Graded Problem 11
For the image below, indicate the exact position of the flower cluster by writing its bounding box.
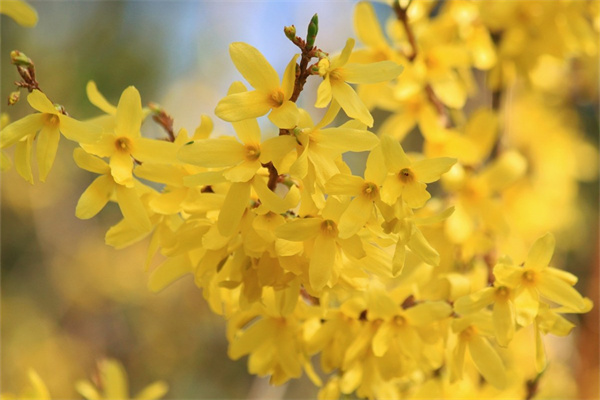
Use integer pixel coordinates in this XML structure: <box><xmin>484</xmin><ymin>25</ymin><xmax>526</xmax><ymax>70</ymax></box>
<box><xmin>1</xmin><ymin>0</ymin><xmax>597</xmax><ymax>399</ymax></box>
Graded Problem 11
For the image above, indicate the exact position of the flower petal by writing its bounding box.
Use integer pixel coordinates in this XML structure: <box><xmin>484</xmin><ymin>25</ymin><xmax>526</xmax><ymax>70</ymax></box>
<box><xmin>75</xmin><ymin>175</ymin><xmax>114</xmax><ymax>219</ymax></box>
<box><xmin>115</xmin><ymin>184</ymin><xmax>152</xmax><ymax>232</ymax></box>
<box><xmin>354</xmin><ymin>2</ymin><xmax>388</xmax><ymax>50</ymax></box>
<box><xmin>109</xmin><ymin>151</ymin><xmax>134</xmax><ymax>187</ymax></box>
<box><xmin>331</xmin><ymin>81</ymin><xmax>373</xmax><ymax>127</ymax></box>
<box><xmin>115</xmin><ymin>86</ymin><xmax>143</xmax><ymax>138</ymax></box>
<box><xmin>319</xmin><ymin>127</ymin><xmax>379</xmax><ymax>152</ymax></box>
<box><xmin>178</xmin><ymin>138</ymin><xmax>244</xmax><ymax>167</ymax></box>
<box><xmin>0</xmin><ymin>113</ymin><xmax>44</xmax><ymax>148</ymax></box>
<box><xmin>275</xmin><ymin>218</ymin><xmax>321</xmax><ymax>241</ymax></box>
<box><xmin>27</xmin><ymin>90</ymin><xmax>55</xmax><ymax>114</ymax></box>
<box><xmin>467</xmin><ymin>335</ymin><xmax>507</xmax><ymax>389</ymax></box>
<box><xmin>411</xmin><ymin>157</ymin><xmax>456</xmax><ymax>183</ymax></box>
<box><xmin>282</xmin><ymin>54</ymin><xmax>299</xmax><ymax>99</ymax></box>
<box><xmin>133</xmin><ymin>137</ymin><xmax>178</xmax><ymax>164</ymax></box>
<box><xmin>229</xmin><ymin>42</ymin><xmax>279</xmax><ymax>91</ymax></box>
<box><xmin>215</xmin><ymin>90</ymin><xmax>272</xmax><ymax>122</ymax></box>
<box><xmin>1</xmin><ymin>0</ymin><xmax>38</xmax><ymax>26</ymax></box>
<box><xmin>525</xmin><ymin>233</ymin><xmax>555</xmax><ymax>270</ymax></box>
<box><xmin>268</xmin><ymin>100</ymin><xmax>300</xmax><ymax>129</ymax></box>
<box><xmin>36</xmin><ymin>124</ymin><xmax>60</xmax><ymax>182</ymax></box>
<box><xmin>343</xmin><ymin>61</ymin><xmax>403</xmax><ymax>84</ymax></box>
<box><xmin>537</xmin><ymin>272</ymin><xmax>586</xmax><ymax>311</ymax></box>
<box><xmin>15</xmin><ymin>134</ymin><xmax>34</xmax><ymax>183</ymax></box>
<box><xmin>218</xmin><ymin>182</ymin><xmax>250</xmax><ymax>236</ymax></box>
<box><xmin>315</xmin><ymin>76</ymin><xmax>333</xmax><ymax>108</ymax></box>
<box><xmin>324</xmin><ymin>174</ymin><xmax>364</xmax><ymax>195</ymax></box>
<box><xmin>59</xmin><ymin>115</ymin><xmax>101</xmax><ymax>144</ymax></box>
<box><xmin>337</xmin><ymin>196</ymin><xmax>373</xmax><ymax>239</ymax></box>
<box><xmin>493</xmin><ymin>300</ymin><xmax>515</xmax><ymax>347</ymax></box>
<box><xmin>86</xmin><ymin>81</ymin><xmax>117</xmax><ymax>115</ymax></box>
<box><xmin>310</xmin><ymin>234</ymin><xmax>336</xmax><ymax>291</ymax></box>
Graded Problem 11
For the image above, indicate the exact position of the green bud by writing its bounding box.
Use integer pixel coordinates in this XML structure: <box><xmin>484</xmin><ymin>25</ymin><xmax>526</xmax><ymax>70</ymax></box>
<box><xmin>284</xmin><ymin>25</ymin><xmax>296</xmax><ymax>41</ymax></box>
<box><xmin>8</xmin><ymin>91</ymin><xmax>20</xmax><ymax>105</ymax></box>
<box><xmin>148</xmin><ymin>101</ymin><xmax>163</xmax><ymax>115</ymax></box>
<box><xmin>306</xmin><ymin>13</ymin><xmax>318</xmax><ymax>49</ymax></box>
<box><xmin>10</xmin><ymin>50</ymin><xmax>33</xmax><ymax>67</ymax></box>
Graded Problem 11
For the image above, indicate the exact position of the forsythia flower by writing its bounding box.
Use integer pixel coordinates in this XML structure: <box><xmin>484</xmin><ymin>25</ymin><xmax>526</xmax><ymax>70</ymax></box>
<box><xmin>0</xmin><ymin>0</ymin><xmax>37</xmax><ymax>27</ymax></box>
<box><xmin>315</xmin><ymin>38</ymin><xmax>404</xmax><ymax>127</ymax></box>
<box><xmin>0</xmin><ymin>90</ymin><xmax>100</xmax><ymax>182</ymax></box>
<box><xmin>215</xmin><ymin>42</ymin><xmax>300</xmax><ymax>129</ymax></box>
<box><xmin>82</xmin><ymin>86</ymin><xmax>177</xmax><ymax>188</ymax></box>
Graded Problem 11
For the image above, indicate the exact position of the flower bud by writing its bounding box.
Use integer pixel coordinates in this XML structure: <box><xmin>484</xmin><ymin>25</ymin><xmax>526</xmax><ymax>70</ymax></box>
<box><xmin>10</xmin><ymin>50</ymin><xmax>33</xmax><ymax>67</ymax></box>
<box><xmin>284</xmin><ymin>25</ymin><xmax>296</xmax><ymax>41</ymax></box>
<box><xmin>8</xmin><ymin>91</ymin><xmax>20</xmax><ymax>105</ymax></box>
<box><xmin>306</xmin><ymin>14</ymin><xmax>318</xmax><ymax>49</ymax></box>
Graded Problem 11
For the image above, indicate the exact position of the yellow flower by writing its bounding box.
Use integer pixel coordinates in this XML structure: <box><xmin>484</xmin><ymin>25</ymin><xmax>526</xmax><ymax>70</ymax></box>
<box><xmin>380</xmin><ymin>134</ymin><xmax>456</xmax><ymax>208</ymax></box>
<box><xmin>451</xmin><ymin>312</ymin><xmax>508</xmax><ymax>390</ymax></box>
<box><xmin>275</xmin><ymin>197</ymin><xmax>365</xmax><ymax>291</ymax></box>
<box><xmin>315</xmin><ymin>38</ymin><xmax>404</xmax><ymax>127</ymax></box>
<box><xmin>0</xmin><ymin>90</ymin><xmax>100</xmax><ymax>182</ymax></box>
<box><xmin>0</xmin><ymin>0</ymin><xmax>37</xmax><ymax>27</ymax></box>
<box><xmin>215</xmin><ymin>42</ymin><xmax>300</xmax><ymax>129</ymax></box>
<box><xmin>76</xmin><ymin>358</ymin><xmax>168</xmax><ymax>400</ymax></box>
<box><xmin>494</xmin><ymin>233</ymin><xmax>588</xmax><ymax>325</ymax></box>
<box><xmin>73</xmin><ymin>148</ymin><xmax>152</xmax><ymax>232</ymax></box>
<box><xmin>82</xmin><ymin>86</ymin><xmax>177</xmax><ymax>188</ymax></box>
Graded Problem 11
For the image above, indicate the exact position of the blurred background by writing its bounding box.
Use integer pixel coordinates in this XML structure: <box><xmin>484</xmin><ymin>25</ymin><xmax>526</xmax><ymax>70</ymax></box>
<box><xmin>1</xmin><ymin>1</ymin><xmax>598</xmax><ymax>399</ymax></box>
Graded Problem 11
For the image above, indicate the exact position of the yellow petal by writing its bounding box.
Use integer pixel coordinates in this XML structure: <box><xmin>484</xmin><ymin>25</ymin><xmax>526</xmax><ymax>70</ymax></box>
<box><xmin>73</xmin><ymin>147</ymin><xmax>110</xmax><ymax>174</ymax></box>
<box><xmin>215</xmin><ymin>90</ymin><xmax>272</xmax><ymax>122</ymax></box>
<box><xmin>319</xmin><ymin>127</ymin><xmax>379</xmax><ymax>152</ymax></box>
<box><xmin>75</xmin><ymin>380</ymin><xmax>101</xmax><ymax>400</ymax></box>
<box><xmin>99</xmin><ymin>359</ymin><xmax>129</xmax><ymax>400</ymax></box>
<box><xmin>479</xmin><ymin>150</ymin><xmax>527</xmax><ymax>192</ymax></box>
<box><xmin>315</xmin><ymin>76</ymin><xmax>333</xmax><ymax>108</ymax></box>
<box><xmin>406</xmin><ymin>301</ymin><xmax>452</xmax><ymax>325</ymax></box>
<box><xmin>15</xmin><ymin>134</ymin><xmax>33</xmax><ymax>184</ymax></box>
<box><xmin>331</xmin><ymin>80</ymin><xmax>373</xmax><ymax>127</ymax></box>
<box><xmin>324</xmin><ymin>174</ymin><xmax>364</xmax><ymax>195</ymax></box>
<box><xmin>402</xmin><ymin>180</ymin><xmax>430</xmax><ymax>208</ymax></box>
<box><xmin>115</xmin><ymin>184</ymin><xmax>152</xmax><ymax>232</ymax></box>
<box><xmin>110</xmin><ymin>151</ymin><xmax>134</xmax><ymax>187</ymax></box>
<box><xmin>260</xmin><ymin>135</ymin><xmax>297</xmax><ymax>173</ymax></box>
<box><xmin>493</xmin><ymin>300</ymin><xmax>515</xmax><ymax>347</ymax></box>
<box><xmin>26</xmin><ymin>369</ymin><xmax>50</xmax><ymax>400</ymax></box>
<box><xmin>354</xmin><ymin>2</ymin><xmax>388</xmax><ymax>50</ymax></box>
<box><xmin>183</xmin><ymin>171</ymin><xmax>226</xmax><ymax>187</ymax></box>
<box><xmin>380</xmin><ymin>134</ymin><xmax>410</xmax><ymax>172</ymax></box>
<box><xmin>36</xmin><ymin>124</ymin><xmax>60</xmax><ymax>182</ymax></box>
<box><xmin>411</xmin><ymin>157</ymin><xmax>456</xmax><ymax>183</ymax></box>
<box><xmin>454</xmin><ymin>287</ymin><xmax>495</xmax><ymax>315</ymax></box>
<box><xmin>275</xmin><ymin>217</ymin><xmax>321</xmax><ymax>241</ymax></box>
<box><xmin>525</xmin><ymin>233</ymin><xmax>555</xmax><ymax>270</ymax></box>
<box><xmin>229</xmin><ymin>42</ymin><xmax>279</xmax><ymax>91</ymax></box>
<box><xmin>282</xmin><ymin>54</ymin><xmax>299</xmax><ymax>99</ymax></box>
<box><xmin>430</xmin><ymin>76</ymin><xmax>467</xmax><ymax>109</ymax></box>
<box><xmin>372</xmin><ymin>321</ymin><xmax>393</xmax><ymax>357</ymax></box>
<box><xmin>133</xmin><ymin>137</ymin><xmax>178</xmax><ymax>164</ymax></box>
<box><xmin>232</xmin><ymin>117</ymin><xmax>261</xmax><ymax>146</ymax></box>
<box><xmin>268</xmin><ymin>100</ymin><xmax>300</xmax><ymax>129</ymax></box>
<box><xmin>331</xmin><ymin>38</ymin><xmax>355</xmax><ymax>69</ymax></box>
<box><xmin>337</xmin><ymin>196</ymin><xmax>373</xmax><ymax>239</ymax></box>
<box><xmin>537</xmin><ymin>273</ymin><xmax>586</xmax><ymax>311</ymax></box>
<box><xmin>105</xmin><ymin>218</ymin><xmax>151</xmax><ymax>249</ymax></box>
<box><xmin>343</xmin><ymin>61</ymin><xmax>403</xmax><ymax>84</ymax></box>
<box><xmin>148</xmin><ymin>254</ymin><xmax>193</xmax><ymax>293</ymax></box>
<box><xmin>0</xmin><ymin>113</ymin><xmax>43</xmax><ymax>148</ymax></box>
<box><xmin>217</xmin><ymin>182</ymin><xmax>250</xmax><ymax>236</ymax></box>
<box><xmin>134</xmin><ymin>381</ymin><xmax>169</xmax><ymax>400</ymax></box>
<box><xmin>223</xmin><ymin>160</ymin><xmax>260</xmax><ymax>182</ymax></box>
<box><xmin>59</xmin><ymin>114</ymin><xmax>101</xmax><ymax>144</ymax></box>
<box><xmin>178</xmin><ymin>138</ymin><xmax>244</xmax><ymax>167</ymax></box>
<box><xmin>27</xmin><ymin>90</ymin><xmax>55</xmax><ymax>114</ymax></box>
<box><xmin>534</xmin><ymin>322</ymin><xmax>547</xmax><ymax>372</ymax></box>
<box><xmin>115</xmin><ymin>86</ymin><xmax>143</xmax><ymax>138</ymax></box>
<box><xmin>467</xmin><ymin>335</ymin><xmax>507</xmax><ymax>389</ymax></box>
<box><xmin>228</xmin><ymin>317</ymin><xmax>271</xmax><ymax>359</ymax></box>
<box><xmin>407</xmin><ymin>227</ymin><xmax>439</xmax><ymax>265</ymax></box>
<box><xmin>310</xmin><ymin>234</ymin><xmax>336</xmax><ymax>290</ymax></box>
<box><xmin>86</xmin><ymin>81</ymin><xmax>117</xmax><ymax>115</ymax></box>
<box><xmin>0</xmin><ymin>0</ymin><xmax>38</xmax><ymax>26</ymax></box>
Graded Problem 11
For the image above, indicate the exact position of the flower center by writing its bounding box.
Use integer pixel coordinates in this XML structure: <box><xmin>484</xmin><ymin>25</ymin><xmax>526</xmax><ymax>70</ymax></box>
<box><xmin>244</xmin><ymin>144</ymin><xmax>261</xmax><ymax>161</ymax></box>
<box><xmin>459</xmin><ymin>325</ymin><xmax>477</xmax><ymax>341</ymax></box>
<box><xmin>522</xmin><ymin>270</ymin><xmax>538</xmax><ymax>286</ymax></box>
<box><xmin>115</xmin><ymin>137</ymin><xmax>133</xmax><ymax>153</ymax></box>
<box><xmin>44</xmin><ymin>114</ymin><xmax>60</xmax><ymax>127</ymax></box>
<box><xmin>361</xmin><ymin>182</ymin><xmax>379</xmax><ymax>200</ymax></box>
<box><xmin>320</xmin><ymin>219</ymin><xmax>338</xmax><ymax>238</ymax></box>
<box><xmin>269</xmin><ymin>89</ymin><xmax>285</xmax><ymax>107</ymax></box>
<box><xmin>399</xmin><ymin>168</ymin><xmax>414</xmax><ymax>184</ymax></box>
<box><xmin>494</xmin><ymin>286</ymin><xmax>510</xmax><ymax>302</ymax></box>
<box><xmin>393</xmin><ymin>315</ymin><xmax>407</xmax><ymax>327</ymax></box>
